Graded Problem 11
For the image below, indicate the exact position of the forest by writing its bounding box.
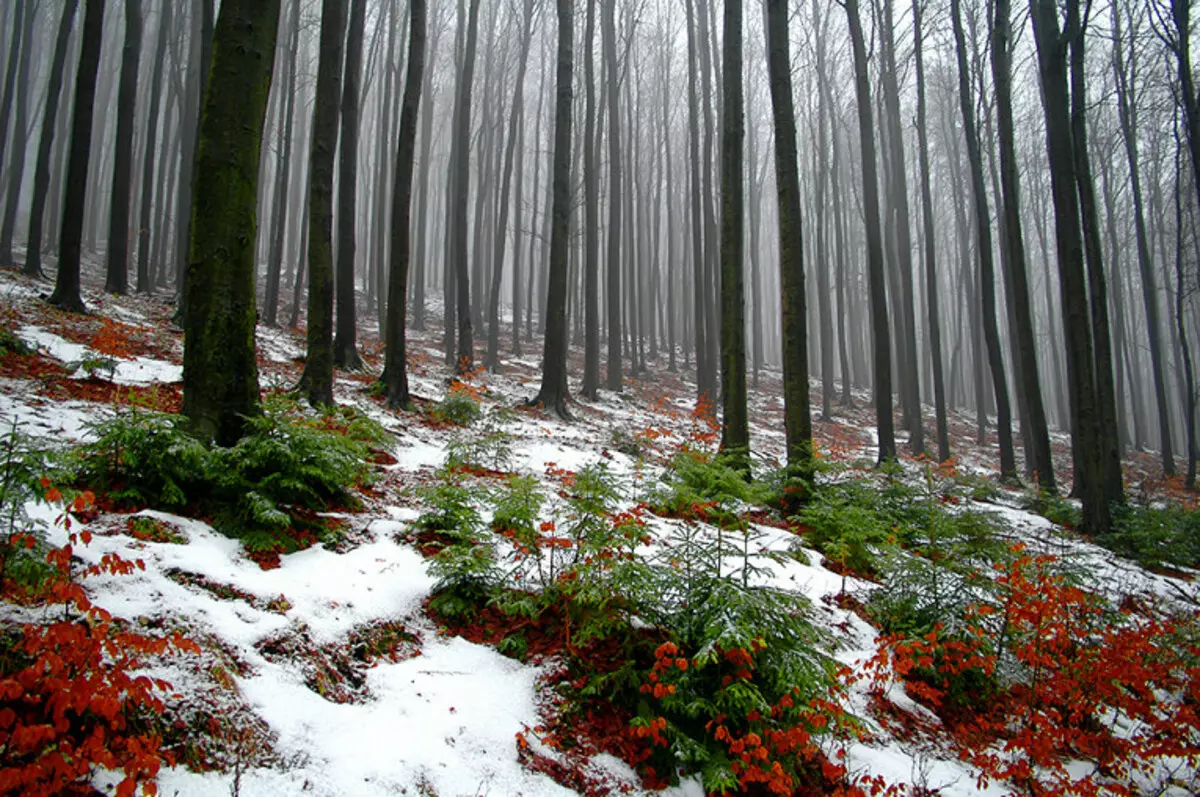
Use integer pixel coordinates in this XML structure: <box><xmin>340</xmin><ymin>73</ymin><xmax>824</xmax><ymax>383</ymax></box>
<box><xmin>1</xmin><ymin>0</ymin><xmax>1200</xmax><ymax>795</ymax></box>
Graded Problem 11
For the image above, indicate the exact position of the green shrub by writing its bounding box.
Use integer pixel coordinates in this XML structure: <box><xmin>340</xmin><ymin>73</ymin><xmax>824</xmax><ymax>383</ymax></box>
<box><xmin>445</xmin><ymin>423</ymin><xmax>514</xmax><ymax>473</ymax></box>
<box><xmin>429</xmin><ymin>386</ymin><xmax>482</xmax><ymax>426</ymax></box>
<box><xmin>0</xmin><ymin>327</ymin><xmax>31</xmax><ymax>357</ymax></box>
<box><xmin>1103</xmin><ymin>502</ymin><xmax>1200</xmax><ymax>570</ymax></box>
<box><xmin>1021</xmin><ymin>487</ymin><xmax>1081</xmax><ymax>529</ymax></box>
<box><xmin>66</xmin><ymin>397</ymin><xmax>384</xmax><ymax>558</ymax></box>
<box><xmin>0</xmin><ymin>421</ymin><xmax>57</xmax><ymax>590</ymax></box>
<box><xmin>794</xmin><ymin>480</ymin><xmax>896</xmax><ymax>577</ymax></box>
<box><xmin>413</xmin><ymin>466</ymin><xmax>486</xmax><ymax>541</ymax></box>
<box><xmin>651</xmin><ymin>450</ymin><xmax>763</xmax><ymax>529</ymax></box>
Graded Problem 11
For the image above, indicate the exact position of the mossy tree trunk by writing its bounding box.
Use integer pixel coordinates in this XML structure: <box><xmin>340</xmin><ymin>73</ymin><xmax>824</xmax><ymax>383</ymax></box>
<box><xmin>764</xmin><ymin>0</ymin><xmax>813</xmax><ymax>481</ymax></box>
<box><xmin>51</xmin><ymin>0</ymin><xmax>107</xmax><ymax>316</ymax></box>
<box><xmin>24</xmin><ymin>0</ymin><xmax>79</xmax><ymax>280</ymax></box>
<box><xmin>297</xmin><ymin>0</ymin><xmax>348</xmax><ymax>407</ymax></box>
<box><xmin>529</xmin><ymin>0</ymin><xmax>574</xmax><ymax>419</ymax></box>
<box><xmin>381</xmin><ymin>0</ymin><xmax>427</xmax><ymax>410</ymax></box>
<box><xmin>182</xmin><ymin>0</ymin><xmax>282</xmax><ymax>446</ymax></box>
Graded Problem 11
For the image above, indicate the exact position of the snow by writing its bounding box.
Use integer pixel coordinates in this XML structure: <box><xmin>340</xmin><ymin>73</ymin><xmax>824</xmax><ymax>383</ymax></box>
<box><xmin>2</xmin><ymin>268</ymin><xmax>1197</xmax><ymax>796</ymax></box>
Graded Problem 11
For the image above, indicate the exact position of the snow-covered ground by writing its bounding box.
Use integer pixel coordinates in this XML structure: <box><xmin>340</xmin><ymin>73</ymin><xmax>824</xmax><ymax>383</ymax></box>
<box><xmin>1</xmin><ymin>264</ymin><xmax>1197</xmax><ymax>796</ymax></box>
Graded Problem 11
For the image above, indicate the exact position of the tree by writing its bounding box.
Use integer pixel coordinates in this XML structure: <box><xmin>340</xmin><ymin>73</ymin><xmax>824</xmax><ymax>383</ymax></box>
<box><xmin>529</xmin><ymin>0</ymin><xmax>575</xmax><ymax>418</ymax></box>
<box><xmin>581</xmin><ymin>0</ymin><xmax>601</xmax><ymax>399</ymax></box>
<box><xmin>1029</xmin><ymin>0</ymin><xmax>1110</xmax><ymax>535</ymax></box>
<box><xmin>951</xmin><ymin>0</ymin><xmax>1018</xmax><ymax>483</ymax></box>
<box><xmin>842</xmin><ymin>0</ymin><xmax>895</xmax><ymax>464</ymax></box>
<box><xmin>297</xmin><ymin>0</ymin><xmax>348</xmax><ymax>407</ymax></box>
<box><xmin>23</xmin><ymin>0</ymin><xmax>79</xmax><ymax>280</ymax></box>
<box><xmin>764</xmin><ymin>0</ymin><xmax>812</xmax><ymax>479</ymax></box>
<box><xmin>333</xmin><ymin>0</ymin><xmax>366</xmax><ymax>371</ymax></box>
<box><xmin>51</xmin><ymin>0</ymin><xmax>108</xmax><ymax>315</ymax></box>
<box><xmin>0</xmin><ymin>2</ymin><xmax>26</xmax><ymax>209</ymax></box>
<box><xmin>0</xmin><ymin>1</ymin><xmax>35</xmax><ymax>267</ymax></box>
<box><xmin>913</xmin><ymin>0</ymin><xmax>950</xmax><ymax>462</ymax></box>
<box><xmin>381</xmin><ymin>0</ymin><xmax>427</xmax><ymax>410</ymax></box>
<box><xmin>717</xmin><ymin>0</ymin><xmax>748</xmax><ymax>472</ymax></box>
<box><xmin>1114</xmin><ymin>3</ymin><xmax>1175</xmax><ymax>477</ymax></box>
<box><xmin>182</xmin><ymin>0</ymin><xmax>283</xmax><ymax>445</ymax></box>
<box><xmin>135</xmin><ymin>0</ymin><xmax>173</xmax><ymax>293</ymax></box>
<box><xmin>876</xmin><ymin>0</ymin><xmax>923</xmax><ymax>455</ymax></box>
<box><xmin>602</xmin><ymin>0</ymin><xmax>622</xmax><ymax>392</ymax></box>
<box><xmin>992</xmin><ymin>0</ymin><xmax>1056</xmax><ymax>489</ymax></box>
<box><xmin>449</xmin><ymin>0</ymin><xmax>483</xmax><ymax>374</ymax></box>
<box><xmin>262</xmin><ymin>0</ymin><xmax>301</xmax><ymax>325</ymax></box>
<box><xmin>104</xmin><ymin>0</ymin><xmax>144</xmax><ymax>295</ymax></box>
<box><xmin>486</xmin><ymin>0</ymin><xmax>538</xmax><ymax>373</ymax></box>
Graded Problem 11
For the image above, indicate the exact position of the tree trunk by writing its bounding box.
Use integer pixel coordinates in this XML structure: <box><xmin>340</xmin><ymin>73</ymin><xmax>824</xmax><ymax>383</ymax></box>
<box><xmin>486</xmin><ymin>0</ymin><xmax>535</xmax><ymax>373</ymax></box>
<box><xmin>263</xmin><ymin>0</ymin><xmax>300</xmax><ymax>326</ymax></box>
<box><xmin>134</xmin><ymin>0</ymin><xmax>172</xmax><ymax>293</ymax></box>
<box><xmin>1069</xmin><ymin>16</ymin><xmax>1124</xmax><ymax>508</ymax></box>
<box><xmin>182</xmin><ymin>0</ymin><xmax>281</xmax><ymax>445</ymax></box>
<box><xmin>0</xmin><ymin>2</ymin><xmax>26</xmax><ymax>212</ymax></box>
<box><xmin>450</xmin><ymin>0</ymin><xmax>482</xmax><ymax>374</ymax></box>
<box><xmin>601</xmin><ymin>0</ymin><xmax>622</xmax><ymax>392</ymax></box>
<box><xmin>951</xmin><ymin>0</ymin><xmax>1018</xmax><ymax>482</ymax></box>
<box><xmin>765</xmin><ymin>0</ymin><xmax>813</xmax><ymax>478</ymax></box>
<box><xmin>843</xmin><ymin>0</ymin><xmax>895</xmax><ymax>464</ymax></box>
<box><xmin>529</xmin><ymin>0</ymin><xmax>575</xmax><ymax>418</ymax></box>
<box><xmin>24</xmin><ymin>0</ymin><xmax>79</xmax><ymax>280</ymax></box>
<box><xmin>0</xmin><ymin>1</ymin><xmax>35</xmax><ymax>268</ymax></box>
<box><xmin>297</xmin><ymin>0</ymin><xmax>348</xmax><ymax>407</ymax></box>
<box><xmin>1029</xmin><ymin>0</ymin><xmax>1110</xmax><ymax>535</ymax></box>
<box><xmin>381</xmin><ymin>0</ymin><xmax>426</xmax><ymax>410</ymax></box>
<box><xmin>103</xmin><ymin>0</ymin><xmax>143</xmax><ymax>295</ymax></box>
<box><xmin>913</xmin><ymin>0</ymin><xmax>950</xmax><ymax>461</ymax></box>
<box><xmin>992</xmin><ymin>0</ymin><xmax>1055</xmax><ymax>488</ymax></box>
<box><xmin>333</xmin><ymin>0</ymin><xmax>365</xmax><ymax>371</ymax></box>
<box><xmin>51</xmin><ymin>0</ymin><xmax>108</xmax><ymax>315</ymax></box>
<box><xmin>580</xmin><ymin>0</ymin><xmax>600</xmax><ymax>398</ymax></box>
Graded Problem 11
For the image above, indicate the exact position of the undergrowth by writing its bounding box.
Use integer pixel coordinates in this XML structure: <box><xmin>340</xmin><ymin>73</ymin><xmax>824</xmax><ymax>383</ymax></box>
<box><xmin>61</xmin><ymin>396</ymin><xmax>387</xmax><ymax>565</ymax></box>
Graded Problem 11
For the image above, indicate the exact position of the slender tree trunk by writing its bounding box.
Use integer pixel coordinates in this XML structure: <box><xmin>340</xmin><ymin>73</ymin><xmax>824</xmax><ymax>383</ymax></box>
<box><xmin>263</xmin><ymin>0</ymin><xmax>300</xmax><ymax>326</ymax></box>
<box><xmin>0</xmin><ymin>2</ymin><xmax>26</xmax><ymax>207</ymax></box>
<box><xmin>381</xmin><ymin>0</ymin><xmax>426</xmax><ymax>410</ymax></box>
<box><xmin>843</xmin><ymin>0</ymin><xmax>895</xmax><ymax>463</ymax></box>
<box><xmin>134</xmin><ymin>0</ymin><xmax>171</xmax><ymax>293</ymax></box>
<box><xmin>765</xmin><ymin>0</ymin><xmax>812</xmax><ymax>478</ymax></box>
<box><xmin>601</xmin><ymin>0</ymin><xmax>622</xmax><ymax>392</ymax></box>
<box><xmin>1029</xmin><ymin>0</ymin><xmax>1110</xmax><ymax>535</ymax></box>
<box><xmin>486</xmin><ymin>0</ymin><xmax>535</xmax><ymax>373</ymax></box>
<box><xmin>333</xmin><ymin>0</ymin><xmax>365</xmax><ymax>370</ymax></box>
<box><xmin>51</xmin><ymin>0</ymin><xmax>108</xmax><ymax>315</ymax></box>
<box><xmin>450</xmin><ymin>0</ymin><xmax>482</xmax><ymax>374</ymax></box>
<box><xmin>1069</xmin><ymin>16</ymin><xmax>1124</xmax><ymax>507</ymax></box>
<box><xmin>0</xmin><ymin>1</ymin><xmax>35</xmax><ymax>268</ymax></box>
<box><xmin>24</xmin><ymin>0</ymin><xmax>79</xmax><ymax>280</ymax></box>
<box><xmin>297</xmin><ymin>0</ymin><xmax>348</xmax><ymax>406</ymax></box>
<box><xmin>182</xmin><ymin>0</ymin><xmax>281</xmax><ymax>446</ymax></box>
<box><xmin>103</xmin><ymin>0</ymin><xmax>143</xmax><ymax>295</ymax></box>
<box><xmin>580</xmin><ymin>0</ymin><xmax>600</xmax><ymax>398</ymax></box>
<box><xmin>992</xmin><ymin>0</ymin><xmax>1055</xmax><ymax>488</ymax></box>
<box><xmin>951</xmin><ymin>0</ymin><xmax>1018</xmax><ymax>482</ymax></box>
<box><xmin>914</xmin><ymin>0</ymin><xmax>949</xmax><ymax>461</ymax></box>
<box><xmin>530</xmin><ymin>0</ymin><xmax>575</xmax><ymax>418</ymax></box>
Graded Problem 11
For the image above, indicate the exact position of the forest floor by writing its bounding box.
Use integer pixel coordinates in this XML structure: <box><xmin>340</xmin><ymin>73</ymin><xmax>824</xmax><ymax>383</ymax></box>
<box><xmin>1</xmin><ymin>260</ymin><xmax>1198</xmax><ymax>797</ymax></box>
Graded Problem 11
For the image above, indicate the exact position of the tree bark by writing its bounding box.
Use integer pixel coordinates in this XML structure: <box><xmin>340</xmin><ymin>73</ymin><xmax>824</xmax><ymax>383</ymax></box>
<box><xmin>529</xmin><ymin>0</ymin><xmax>575</xmax><ymax>418</ymax></box>
<box><xmin>297</xmin><ymin>0</ymin><xmax>348</xmax><ymax>407</ymax></box>
<box><xmin>182</xmin><ymin>0</ymin><xmax>282</xmax><ymax>445</ymax></box>
<box><xmin>381</xmin><ymin>0</ymin><xmax>426</xmax><ymax>410</ymax></box>
<box><xmin>24</xmin><ymin>0</ymin><xmax>79</xmax><ymax>280</ymax></box>
<box><xmin>51</xmin><ymin>0</ymin><xmax>108</xmax><ymax>315</ymax></box>
<box><xmin>333</xmin><ymin>0</ymin><xmax>366</xmax><ymax>371</ymax></box>
<box><xmin>765</xmin><ymin>0</ymin><xmax>813</xmax><ymax>478</ymax></box>
<box><xmin>951</xmin><ymin>0</ymin><xmax>1018</xmax><ymax>483</ymax></box>
<box><xmin>992</xmin><ymin>0</ymin><xmax>1055</xmax><ymax>488</ymax></box>
<box><xmin>103</xmin><ymin>0</ymin><xmax>144</xmax><ymax>295</ymax></box>
<box><xmin>843</xmin><ymin>0</ymin><xmax>895</xmax><ymax>464</ymax></box>
<box><xmin>450</xmin><ymin>0</ymin><xmax>482</xmax><ymax>374</ymax></box>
